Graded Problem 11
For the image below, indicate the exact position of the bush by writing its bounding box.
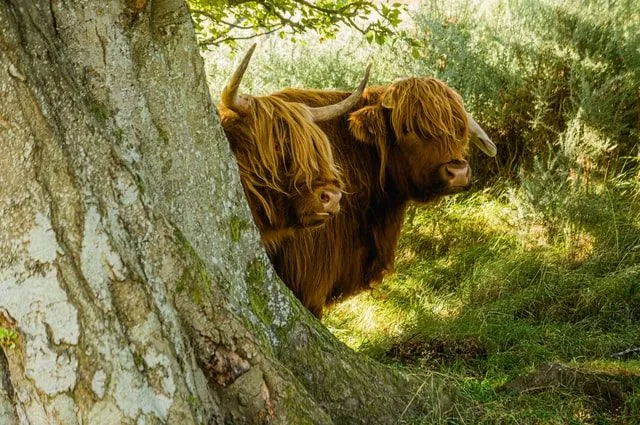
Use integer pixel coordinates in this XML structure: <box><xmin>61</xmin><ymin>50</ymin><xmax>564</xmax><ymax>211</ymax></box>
<box><xmin>411</xmin><ymin>0</ymin><xmax>640</xmax><ymax>181</ymax></box>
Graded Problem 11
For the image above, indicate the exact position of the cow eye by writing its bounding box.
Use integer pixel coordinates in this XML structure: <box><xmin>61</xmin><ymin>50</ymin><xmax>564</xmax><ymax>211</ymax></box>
<box><xmin>402</xmin><ymin>124</ymin><xmax>410</xmax><ymax>135</ymax></box>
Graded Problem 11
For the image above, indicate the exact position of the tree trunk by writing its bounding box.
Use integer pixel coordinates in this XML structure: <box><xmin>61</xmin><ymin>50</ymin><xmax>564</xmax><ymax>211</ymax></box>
<box><xmin>0</xmin><ymin>1</ymin><xmax>444</xmax><ymax>424</ymax></box>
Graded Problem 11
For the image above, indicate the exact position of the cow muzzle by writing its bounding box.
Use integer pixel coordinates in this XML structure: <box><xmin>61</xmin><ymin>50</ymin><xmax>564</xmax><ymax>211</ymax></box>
<box><xmin>297</xmin><ymin>186</ymin><xmax>342</xmax><ymax>227</ymax></box>
<box><xmin>438</xmin><ymin>159</ymin><xmax>471</xmax><ymax>193</ymax></box>
<box><xmin>319</xmin><ymin>187</ymin><xmax>342</xmax><ymax>215</ymax></box>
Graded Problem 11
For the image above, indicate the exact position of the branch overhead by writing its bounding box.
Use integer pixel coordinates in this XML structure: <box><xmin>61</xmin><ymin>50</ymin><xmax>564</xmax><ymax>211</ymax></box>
<box><xmin>187</xmin><ymin>0</ymin><xmax>408</xmax><ymax>48</ymax></box>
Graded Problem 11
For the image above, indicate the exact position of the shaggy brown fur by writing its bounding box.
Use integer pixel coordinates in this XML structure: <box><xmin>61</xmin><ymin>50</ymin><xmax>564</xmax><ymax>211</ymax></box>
<box><xmin>219</xmin><ymin>95</ymin><xmax>342</xmax><ymax>252</ymax></box>
<box><xmin>271</xmin><ymin>78</ymin><xmax>486</xmax><ymax>317</ymax></box>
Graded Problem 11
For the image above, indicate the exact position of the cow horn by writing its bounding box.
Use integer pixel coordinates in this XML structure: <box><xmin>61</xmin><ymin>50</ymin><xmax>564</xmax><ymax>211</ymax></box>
<box><xmin>307</xmin><ymin>63</ymin><xmax>372</xmax><ymax>122</ymax></box>
<box><xmin>221</xmin><ymin>43</ymin><xmax>257</xmax><ymax>115</ymax></box>
<box><xmin>466</xmin><ymin>113</ymin><xmax>497</xmax><ymax>157</ymax></box>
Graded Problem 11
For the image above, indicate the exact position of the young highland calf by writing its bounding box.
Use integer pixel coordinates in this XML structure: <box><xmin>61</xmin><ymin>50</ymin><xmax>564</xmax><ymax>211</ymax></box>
<box><xmin>218</xmin><ymin>44</ymin><xmax>370</xmax><ymax>252</ymax></box>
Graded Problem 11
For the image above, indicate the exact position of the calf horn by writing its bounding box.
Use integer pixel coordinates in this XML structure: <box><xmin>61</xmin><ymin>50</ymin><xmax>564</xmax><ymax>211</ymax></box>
<box><xmin>466</xmin><ymin>113</ymin><xmax>497</xmax><ymax>157</ymax></box>
<box><xmin>307</xmin><ymin>63</ymin><xmax>372</xmax><ymax>122</ymax></box>
<box><xmin>221</xmin><ymin>43</ymin><xmax>257</xmax><ymax>115</ymax></box>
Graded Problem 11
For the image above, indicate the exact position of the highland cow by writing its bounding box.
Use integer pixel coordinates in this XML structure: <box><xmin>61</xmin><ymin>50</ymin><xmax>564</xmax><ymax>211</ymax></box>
<box><xmin>218</xmin><ymin>45</ymin><xmax>370</xmax><ymax>251</ymax></box>
<box><xmin>270</xmin><ymin>77</ymin><xmax>497</xmax><ymax>317</ymax></box>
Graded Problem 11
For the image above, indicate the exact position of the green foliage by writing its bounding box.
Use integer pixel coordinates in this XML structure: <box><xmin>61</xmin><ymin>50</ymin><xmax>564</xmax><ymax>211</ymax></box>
<box><xmin>188</xmin><ymin>0</ymin><xmax>409</xmax><ymax>49</ymax></box>
<box><xmin>410</xmin><ymin>0</ymin><xmax>640</xmax><ymax>182</ymax></box>
<box><xmin>206</xmin><ymin>0</ymin><xmax>639</xmax><ymax>185</ymax></box>
<box><xmin>0</xmin><ymin>326</ymin><xmax>18</xmax><ymax>349</ymax></box>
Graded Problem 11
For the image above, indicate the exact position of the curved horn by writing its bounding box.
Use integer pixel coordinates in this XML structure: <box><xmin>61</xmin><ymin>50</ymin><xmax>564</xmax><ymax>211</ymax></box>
<box><xmin>221</xmin><ymin>43</ymin><xmax>257</xmax><ymax>115</ymax></box>
<box><xmin>307</xmin><ymin>63</ymin><xmax>372</xmax><ymax>122</ymax></box>
<box><xmin>466</xmin><ymin>112</ymin><xmax>497</xmax><ymax>157</ymax></box>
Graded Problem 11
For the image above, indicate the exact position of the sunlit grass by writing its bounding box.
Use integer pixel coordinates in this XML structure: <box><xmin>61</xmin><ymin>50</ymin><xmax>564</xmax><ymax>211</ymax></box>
<box><xmin>324</xmin><ymin>182</ymin><xmax>640</xmax><ymax>423</ymax></box>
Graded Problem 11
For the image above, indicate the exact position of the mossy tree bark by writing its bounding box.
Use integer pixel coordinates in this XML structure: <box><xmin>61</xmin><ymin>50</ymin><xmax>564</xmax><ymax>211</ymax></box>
<box><xmin>0</xmin><ymin>1</ymin><xmax>442</xmax><ymax>423</ymax></box>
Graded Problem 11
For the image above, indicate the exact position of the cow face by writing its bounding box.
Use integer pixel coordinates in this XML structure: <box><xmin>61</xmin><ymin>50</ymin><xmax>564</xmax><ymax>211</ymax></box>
<box><xmin>218</xmin><ymin>45</ymin><xmax>370</xmax><ymax>246</ymax></box>
<box><xmin>387</xmin><ymin>130</ymin><xmax>471</xmax><ymax>202</ymax></box>
<box><xmin>349</xmin><ymin>77</ymin><xmax>496</xmax><ymax>202</ymax></box>
<box><xmin>220</xmin><ymin>96</ymin><xmax>344</xmax><ymax>237</ymax></box>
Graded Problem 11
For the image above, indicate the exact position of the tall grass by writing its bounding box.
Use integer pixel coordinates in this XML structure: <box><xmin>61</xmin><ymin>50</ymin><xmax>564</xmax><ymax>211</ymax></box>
<box><xmin>204</xmin><ymin>0</ymin><xmax>640</xmax><ymax>422</ymax></box>
<box><xmin>326</xmin><ymin>184</ymin><xmax>640</xmax><ymax>423</ymax></box>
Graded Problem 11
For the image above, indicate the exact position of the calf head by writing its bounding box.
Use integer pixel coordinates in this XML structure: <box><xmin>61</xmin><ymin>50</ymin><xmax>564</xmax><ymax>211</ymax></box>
<box><xmin>222</xmin><ymin>96</ymin><xmax>343</xmax><ymax>233</ymax></box>
<box><xmin>349</xmin><ymin>77</ymin><xmax>496</xmax><ymax>202</ymax></box>
<box><xmin>218</xmin><ymin>45</ymin><xmax>370</xmax><ymax>243</ymax></box>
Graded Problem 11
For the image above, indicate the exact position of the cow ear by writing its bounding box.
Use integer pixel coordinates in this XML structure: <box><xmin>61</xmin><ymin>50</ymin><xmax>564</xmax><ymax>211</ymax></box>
<box><xmin>349</xmin><ymin>105</ymin><xmax>386</xmax><ymax>144</ymax></box>
<box><xmin>380</xmin><ymin>87</ymin><xmax>396</xmax><ymax>110</ymax></box>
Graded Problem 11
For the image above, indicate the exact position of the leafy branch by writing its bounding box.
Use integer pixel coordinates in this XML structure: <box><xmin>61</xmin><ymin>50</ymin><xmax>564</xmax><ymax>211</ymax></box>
<box><xmin>187</xmin><ymin>0</ymin><xmax>413</xmax><ymax>49</ymax></box>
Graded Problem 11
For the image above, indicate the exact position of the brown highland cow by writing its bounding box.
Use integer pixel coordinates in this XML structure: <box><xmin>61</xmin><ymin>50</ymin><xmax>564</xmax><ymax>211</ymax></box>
<box><xmin>270</xmin><ymin>78</ymin><xmax>497</xmax><ymax>317</ymax></box>
<box><xmin>218</xmin><ymin>45</ymin><xmax>370</xmax><ymax>251</ymax></box>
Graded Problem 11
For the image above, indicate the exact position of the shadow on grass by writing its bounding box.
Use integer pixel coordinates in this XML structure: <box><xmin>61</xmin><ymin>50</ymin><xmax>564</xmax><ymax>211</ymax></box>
<box><xmin>340</xmin><ymin>184</ymin><xmax>640</xmax><ymax>380</ymax></box>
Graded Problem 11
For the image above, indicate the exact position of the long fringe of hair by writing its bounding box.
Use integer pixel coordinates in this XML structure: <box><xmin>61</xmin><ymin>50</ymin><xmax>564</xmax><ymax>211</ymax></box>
<box><xmin>388</xmin><ymin>78</ymin><xmax>469</xmax><ymax>151</ymax></box>
<box><xmin>223</xmin><ymin>95</ymin><xmax>342</xmax><ymax>225</ymax></box>
<box><xmin>348</xmin><ymin>78</ymin><xmax>470</xmax><ymax>189</ymax></box>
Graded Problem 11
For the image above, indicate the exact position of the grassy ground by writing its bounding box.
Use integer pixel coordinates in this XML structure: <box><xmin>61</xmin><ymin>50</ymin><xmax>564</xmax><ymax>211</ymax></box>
<box><xmin>204</xmin><ymin>0</ymin><xmax>640</xmax><ymax>422</ymax></box>
<box><xmin>325</xmin><ymin>181</ymin><xmax>640</xmax><ymax>424</ymax></box>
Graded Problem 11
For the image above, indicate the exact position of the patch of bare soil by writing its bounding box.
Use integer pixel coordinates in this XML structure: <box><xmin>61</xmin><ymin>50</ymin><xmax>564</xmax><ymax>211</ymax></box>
<box><xmin>384</xmin><ymin>336</ymin><xmax>487</xmax><ymax>373</ymax></box>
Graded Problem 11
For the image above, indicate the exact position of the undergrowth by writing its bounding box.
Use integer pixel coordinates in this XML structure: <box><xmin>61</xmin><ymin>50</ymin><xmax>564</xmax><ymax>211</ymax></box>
<box><xmin>325</xmin><ymin>179</ymin><xmax>640</xmax><ymax>424</ymax></box>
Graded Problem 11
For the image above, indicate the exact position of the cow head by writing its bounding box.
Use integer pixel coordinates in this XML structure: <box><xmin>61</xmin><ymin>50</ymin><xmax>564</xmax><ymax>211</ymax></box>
<box><xmin>218</xmin><ymin>44</ymin><xmax>370</xmax><ymax>244</ymax></box>
<box><xmin>349</xmin><ymin>77</ymin><xmax>496</xmax><ymax>202</ymax></box>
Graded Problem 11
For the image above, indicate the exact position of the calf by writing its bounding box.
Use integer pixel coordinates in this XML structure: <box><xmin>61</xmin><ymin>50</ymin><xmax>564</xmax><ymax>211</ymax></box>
<box><xmin>218</xmin><ymin>45</ymin><xmax>370</xmax><ymax>251</ymax></box>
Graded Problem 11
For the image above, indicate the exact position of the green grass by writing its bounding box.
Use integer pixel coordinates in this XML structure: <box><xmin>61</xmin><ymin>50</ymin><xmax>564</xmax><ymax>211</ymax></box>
<box><xmin>325</xmin><ymin>183</ymin><xmax>640</xmax><ymax>424</ymax></box>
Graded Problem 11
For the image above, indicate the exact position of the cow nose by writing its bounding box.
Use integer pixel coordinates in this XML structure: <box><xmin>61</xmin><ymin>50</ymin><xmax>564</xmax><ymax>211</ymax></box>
<box><xmin>319</xmin><ymin>188</ymin><xmax>342</xmax><ymax>214</ymax></box>
<box><xmin>441</xmin><ymin>159</ymin><xmax>471</xmax><ymax>188</ymax></box>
